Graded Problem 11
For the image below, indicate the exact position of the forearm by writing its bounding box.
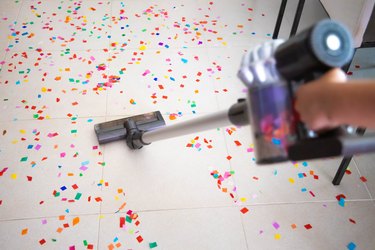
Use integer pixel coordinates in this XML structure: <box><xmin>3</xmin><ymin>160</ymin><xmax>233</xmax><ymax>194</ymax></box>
<box><xmin>327</xmin><ymin>81</ymin><xmax>375</xmax><ymax>128</ymax></box>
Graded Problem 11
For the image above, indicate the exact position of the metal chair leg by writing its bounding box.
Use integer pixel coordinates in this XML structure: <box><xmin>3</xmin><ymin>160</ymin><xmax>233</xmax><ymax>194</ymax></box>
<box><xmin>290</xmin><ymin>0</ymin><xmax>305</xmax><ymax>37</ymax></box>
<box><xmin>332</xmin><ymin>128</ymin><xmax>366</xmax><ymax>185</ymax></box>
<box><xmin>273</xmin><ymin>0</ymin><xmax>288</xmax><ymax>39</ymax></box>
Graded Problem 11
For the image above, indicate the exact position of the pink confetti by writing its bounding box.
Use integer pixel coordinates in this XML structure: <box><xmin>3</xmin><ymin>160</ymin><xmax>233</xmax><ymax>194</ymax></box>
<box><xmin>142</xmin><ymin>69</ymin><xmax>151</xmax><ymax>76</ymax></box>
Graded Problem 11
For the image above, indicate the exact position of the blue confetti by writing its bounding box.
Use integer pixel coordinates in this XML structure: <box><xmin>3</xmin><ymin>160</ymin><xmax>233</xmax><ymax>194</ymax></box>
<box><xmin>347</xmin><ymin>242</ymin><xmax>356</xmax><ymax>250</ymax></box>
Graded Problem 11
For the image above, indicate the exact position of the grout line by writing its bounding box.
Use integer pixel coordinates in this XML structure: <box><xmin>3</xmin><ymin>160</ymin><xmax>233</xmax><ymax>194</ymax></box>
<box><xmin>2</xmin><ymin>199</ymin><xmax>374</xmax><ymax>223</ymax></box>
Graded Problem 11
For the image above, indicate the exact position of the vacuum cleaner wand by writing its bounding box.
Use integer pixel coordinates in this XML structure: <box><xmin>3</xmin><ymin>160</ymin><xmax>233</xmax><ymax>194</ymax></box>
<box><xmin>95</xmin><ymin>19</ymin><xmax>375</xmax><ymax>163</ymax></box>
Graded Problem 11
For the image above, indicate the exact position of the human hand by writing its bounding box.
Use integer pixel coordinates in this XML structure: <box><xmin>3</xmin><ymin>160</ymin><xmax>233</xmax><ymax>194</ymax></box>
<box><xmin>295</xmin><ymin>68</ymin><xmax>347</xmax><ymax>131</ymax></box>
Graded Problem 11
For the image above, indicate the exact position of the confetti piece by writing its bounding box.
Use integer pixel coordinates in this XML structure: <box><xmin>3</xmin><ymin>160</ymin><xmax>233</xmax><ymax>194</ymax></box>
<box><xmin>0</xmin><ymin>167</ymin><xmax>8</xmax><ymax>177</ymax></box>
<box><xmin>304</xmin><ymin>224</ymin><xmax>312</xmax><ymax>230</ymax></box>
<box><xmin>21</xmin><ymin>228</ymin><xmax>28</xmax><ymax>235</ymax></box>
<box><xmin>338</xmin><ymin>198</ymin><xmax>345</xmax><ymax>207</ymax></box>
<box><xmin>120</xmin><ymin>217</ymin><xmax>125</xmax><ymax>228</ymax></box>
<box><xmin>274</xmin><ymin>234</ymin><xmax>281</xmax><ymax>240</ymax></box>
<box><xmin>272</xmin><ymin>222</ymin><xmax>280</xmax><ymax>230</ymax></box>
<box><xmin>240</xmin><ymin>207</ymin><xmax>249</xmax><ymax>214</ymax></box>
<box><xmin>360</xmin><ymin>176</ymin><xmax>367</xmax><ymax>182</ymax></box>
<box><xmin>149</xmin><ymin>242</ymin><xmax>158</xmax><ymax>248</ymax></box>
<box><xmin>136</xmin><ymin>235</ymin><xmax>144</xmax><ymax>243</ymax></box>
<box><xmin>75</xmin><ymin>193</ymin><xmax>82</xmax><ymax>200</ymax></box>
<box><xmin>72</xmin><ymin>217</ymin><xmax>80</xmax><ymax>226</ymax></box>
<box><xmin>347</xmin><ymin>242</ymin><xmax>357</xmax><ymax>250</ymax></box>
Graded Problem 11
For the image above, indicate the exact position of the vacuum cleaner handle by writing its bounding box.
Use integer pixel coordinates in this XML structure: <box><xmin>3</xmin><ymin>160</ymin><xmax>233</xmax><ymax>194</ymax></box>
<box><xmin>275</xmin><ymin>19</ymin><xmax>354</xmax><ymax>81</ymax></box>
<box><xmin>289</xmin><ymin>133</ymin><xmax>375</xmax><ymax>161</ymax></box>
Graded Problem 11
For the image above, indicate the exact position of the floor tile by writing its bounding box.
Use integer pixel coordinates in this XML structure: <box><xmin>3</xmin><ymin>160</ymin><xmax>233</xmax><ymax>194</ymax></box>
<box><xmin>0</xmin><ymin>49</ymin><xmax>109</xmax><ymax>121</ymax></box>
<box><xmin>241</xmin><ymin>201</ymin><xmax>375</xmax><ymax>250</ymax></box>
<box><xmin>99</xmin><ymin>114</ymin><xmax>235</xmax><ymax>212</ymax></box>
<box><xmin>110</xmin><ymin>0</ymin><xmax>205</xmax><ymax>50</ymax></box>
<box><xmin>0</xmin><ymin>0</ymin><xmax>23</xmax><ymax>61</ymax></box>
<box><xmin>98</xmin><ymin>207</ymin><xmax>248</xmax><ymax>250</ymax></box>
<box><xmin>0</xmin><ymin>214</ymin><xmax>100</xmax><ymax>250</ymax></box>
<box><xmin>10</xmin><ymin>0</ymin><xmax>111</xmax><ymax>52</ymax></box>
<box><xmin>196</xmin><ymin>0</ymin><xmax>280</xmax><ymax>47</ymax></box>
<box><xmin>106</xmin><ymin>47</ymin><xmax>219</xmax><ymax>116</ymax></box>
<box><xmin>0</xmin><ymin>118</ymin><xmax>104</xmax><ymax>219</ymax></box>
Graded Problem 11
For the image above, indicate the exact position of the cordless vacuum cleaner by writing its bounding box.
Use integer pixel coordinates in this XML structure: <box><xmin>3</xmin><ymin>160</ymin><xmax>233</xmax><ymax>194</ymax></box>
<box><xmin>95</xmin><ymin>19</ymin><xmax>375</xmax><ymax>164</ymax></box>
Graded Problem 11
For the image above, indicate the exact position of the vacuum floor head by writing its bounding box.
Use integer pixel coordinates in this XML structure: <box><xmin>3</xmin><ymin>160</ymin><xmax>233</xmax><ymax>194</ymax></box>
<box><xmin>94</xmin><ymin>111</ymin><xmax>165</xmax><ymax>144</ymax></box>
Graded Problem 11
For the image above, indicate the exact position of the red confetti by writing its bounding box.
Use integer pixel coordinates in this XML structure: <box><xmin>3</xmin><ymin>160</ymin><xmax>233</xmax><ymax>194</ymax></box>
<box><xmin>120</xmin><ymin>217</ymin><xmax>125</xmax><ymax>228</ymax></box>
<box><xmin>136</xmin><ymin>235</ymin><xmax>143</xmax><ymax>243</ymax></box>
<box><xmin>304</xmin><ymin>224</ymin><xmax>312</xmax><ymax>230</ymax></box>
<box><xmin>336</xmin><ymin>194</ymin><xmax>346</xmax><ymax>201</ymax></box>
<box><xmin>360</xmin><ymin>176</ymin><xmax>367</xmax><ymax>182</ymax></box>
<box><xmin>240</xmin><ymin>207</ymin><xmax>249</xmax><ymax>214</ymax></box>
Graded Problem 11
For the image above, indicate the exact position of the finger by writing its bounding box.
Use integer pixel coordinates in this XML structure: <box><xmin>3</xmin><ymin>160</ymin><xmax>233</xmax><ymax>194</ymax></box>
<box><xmin>317</xmin><ymin>68</ymin><xmax>347</xmax><ymax>84</ymax></box>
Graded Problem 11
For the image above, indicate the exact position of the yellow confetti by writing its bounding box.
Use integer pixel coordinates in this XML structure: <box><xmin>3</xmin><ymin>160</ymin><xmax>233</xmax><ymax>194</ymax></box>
<box><xmin>275</xmin><ymin>233</ymin><xmax>281</xmax><ymax>240</ymax></box>
<box><xmin>11</xmin><ymin>173</ymin><xmax>17</xmax><ymax>180</ymax></box>
<box><xmin>19</xmin><ymin>129</ymin><xmax>26</xmax><ymax>134</ymax></box>
<box><xmin>139</xmin><ymin>45</ymin><xmax>147</xmax><ymax>51</ymax></box>
<box><xmin>288</xmin><ymin>178</ymin><xmax>295</xmax><ymax>184</ymax></box>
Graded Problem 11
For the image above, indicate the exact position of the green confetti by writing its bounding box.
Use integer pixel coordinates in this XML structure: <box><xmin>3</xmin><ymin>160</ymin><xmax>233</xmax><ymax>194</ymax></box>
<box><xmin>149</xmin><ymin>242</ymin><xmax>158</xmax><ymax>248</ymax></box>
<box><xmin>71</xmin><ymin>129</ymin><xmax>77</xmax><ymax>134</ymax></box>
<box><xmin>75</xmin><ymin>193</ymin><xmax>82</xmax><ymax>200</ymax></box>
<box><xmin>20</xmin><ymin>156</ymin><xmax>28</xmax><ymax>162</ymax></box>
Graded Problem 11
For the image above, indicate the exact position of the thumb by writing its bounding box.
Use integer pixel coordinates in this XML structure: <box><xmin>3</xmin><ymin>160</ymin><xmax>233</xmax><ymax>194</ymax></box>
<box><xmin>314</xmin><ymin>68</ymin><xmax>347</xmax><ymax>84</ymax></box>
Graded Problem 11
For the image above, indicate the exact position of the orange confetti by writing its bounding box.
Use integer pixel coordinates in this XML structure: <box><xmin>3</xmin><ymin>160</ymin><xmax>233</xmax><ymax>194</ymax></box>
<box><xmin>118</xmin><ymin>202</ymin><xmax>127</xmax><ymax>211</ymax></box>
<box><xmin>21</xmin><ymin>228</ymin><xmax>28</xmax><ymax>235</ymax></box>
<box><xmin>55</xmin><ymin>76</ymin><xmax>61</xmax><ymax>81</ymax></box>
<box><xmin>72</xmin><ymin>217</ymin><xmax>80</xmax><ymax>226</ymax></box>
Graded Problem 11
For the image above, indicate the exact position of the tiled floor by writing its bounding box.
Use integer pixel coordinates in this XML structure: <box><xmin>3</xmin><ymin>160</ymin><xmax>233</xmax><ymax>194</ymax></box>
<box><xmin>1</xmin><ymin>1</ymin><xmax>374</xmax><ymax>250</ymax></box>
